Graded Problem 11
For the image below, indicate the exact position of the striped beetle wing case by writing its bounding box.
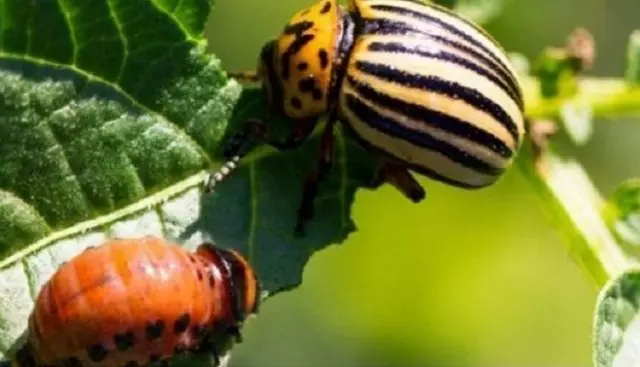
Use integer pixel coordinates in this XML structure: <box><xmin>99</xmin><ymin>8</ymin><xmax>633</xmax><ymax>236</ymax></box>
<box><xmin>340</xmin><ymin>0</ymin><xmax>525</xmax><ymax>188</ymax></box>
<box><xmin>223</xmin><ymin>0</ymin><xmax>526</xmax><ymax>234</ymax></box>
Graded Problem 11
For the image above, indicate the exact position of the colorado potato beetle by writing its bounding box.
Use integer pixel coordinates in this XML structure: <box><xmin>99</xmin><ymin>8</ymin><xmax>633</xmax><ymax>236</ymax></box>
<box><xmin>10</xmin><ymin>236</ymin><xmax>260</xmax><ymax>367</ymax></box>
<box><xmin>216</xmin><ymin>0</ymin><xmax>526</xmax><ymax>235</ymax></box>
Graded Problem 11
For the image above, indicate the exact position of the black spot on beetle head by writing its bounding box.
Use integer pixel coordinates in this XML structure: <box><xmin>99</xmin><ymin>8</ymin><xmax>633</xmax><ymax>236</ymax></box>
<box><xmin>290</xmin><ymin>97</ymin><xmax>303</xmax><ymax>109</ymax></box>
<box><xmin>320</xmin><ymin>1</ymin><xmax>332</xmax><ymax>14</ymax></box>
<box><xmin>298</xmin><ymin>77</ymin><xmax>316</xmax><ymax>93</ymax></box>
<box><xmin>318</xmin><ymin>49</ymin><xmax>329</xmax><ymax>69</ymax></box>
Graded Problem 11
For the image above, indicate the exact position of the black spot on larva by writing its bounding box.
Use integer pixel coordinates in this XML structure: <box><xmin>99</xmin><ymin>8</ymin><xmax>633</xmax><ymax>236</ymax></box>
<box><xmin>146</xmin><ymin>320</ymin><xmax>165</xmax><ymax>341</ymax></box>
<box><xmin>197</xmin><ymin>269</ymin><xmax>203</xmax><ymax>281</ymax></box>
<box><xmin>188</xmin><ymin>255</ymin><xmax>197</xmax><ymax>263</ymax></box>
<box><xmin>318</xmin><ymin>49</ymin><xmax>329</xmax><ymax>69</ymax></box>
<box><xmin>87</xmin><ymin>344</ymin><xmax>108</xmax><ymax>362</ymax></box>
<box><xmin>174</xmin><ymin>313</ymin><xmax>191</xmax><ymax>334</ymax></box>
<box><xmin>62</xmin><ymin>356</ymin><xmax>82</xmax><ymax>367</ymax></box>
<box><xmin>320</xmin><ymin>1</ymin><xmax>331</xmax><ymax>13</ymax></box>
<box><xmin>297</xmin><ymin>62</ymin><xmax>309</xmax><ymax>71</ymax></box>
<box><xmin>149</xmin><ymin>355</ymin><xmax>161</xmax><ymax>364</ymax></box>
<box><xmin>124</xmin><ymin>361</ymin><xmax>139</xmax><ymax>367</ymax></box>
<box><xmin>174</xmin><ymin>343</ymin><xmax>187</xmax><ymax>354</ymax></box>
<box><xmin>192</xmin><ymin>325</ymin><xmax>208</xmax><ymax>339</ymax></box>
<box><xmin>208</xmin><ymin>273</ymin><xmax>215</xmax><ymax>288</ymax></box>
<box><xmin>114</xmin><ymin>330</ymin><xmax>135</xmax><ymax>351</ymax></box>
<box><xmin>312</xmin><ymin>89</ymin><xmax>323</xmax><ymax>100</ymax></box>
<box><xmin>291</xmin><ymin>97</ymin><xmax>303</xmax><ymax>109</ymax></box>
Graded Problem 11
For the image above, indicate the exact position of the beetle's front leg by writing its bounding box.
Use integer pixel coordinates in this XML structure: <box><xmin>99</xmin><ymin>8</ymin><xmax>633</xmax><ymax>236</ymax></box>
<box><xmin>295</xmin><ymin>117</ymin><xmax>337</xmax><ymax>236</ymax></box>
<box><xmin>222</xmin><ymin>117</ymin><xmax>318</xmax><ymax>159</ymax></box>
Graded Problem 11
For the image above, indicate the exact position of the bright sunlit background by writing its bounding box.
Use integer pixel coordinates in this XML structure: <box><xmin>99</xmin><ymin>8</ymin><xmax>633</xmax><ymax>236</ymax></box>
<box><xmin>205</xmin><ymin>1</ymin><xmax>640</xmax><ymax>366</ymax></box>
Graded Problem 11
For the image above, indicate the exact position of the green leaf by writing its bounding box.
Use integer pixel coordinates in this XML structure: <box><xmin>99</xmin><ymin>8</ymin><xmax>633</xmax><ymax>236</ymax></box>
<box><xmin>0</xmin><ymin>0</ymin><xmax>381</xmax><ymax>365</ymax></box>
<box><xmin>594</xmin><ymin>268</ymin><xmax>640</xmax><ymax>367</ymax></box>
<box><xmin>606</xmin><ymin>179</ymin><xmax>640</xmax><ymax>249</ymax></box>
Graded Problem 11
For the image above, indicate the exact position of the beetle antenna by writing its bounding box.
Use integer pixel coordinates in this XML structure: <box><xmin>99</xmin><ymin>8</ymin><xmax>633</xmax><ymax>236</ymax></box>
<box><xmin>227</xmin><ymin>71</ymin><xmax>260</xmax><ymax>82</ymax></box>
<box><xmin>205</xmin><ymin>156</ymin><xmax>241</xmax><ymax>193</ymax></box>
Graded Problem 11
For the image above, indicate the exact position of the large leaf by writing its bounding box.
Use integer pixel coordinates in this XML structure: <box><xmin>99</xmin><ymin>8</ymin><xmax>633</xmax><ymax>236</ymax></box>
<box><xmin>0</xmin><ymin>0</ymin><xmax>379</xmax><ymax>364</ymax></box>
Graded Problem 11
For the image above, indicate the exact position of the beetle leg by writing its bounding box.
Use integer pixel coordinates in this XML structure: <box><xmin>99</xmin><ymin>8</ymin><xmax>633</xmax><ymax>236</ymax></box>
<box><xmin>375</xmin><ymin>161</ymin><xmax>426</xmax><ymax>203</ymax></box>
<box><xmin>223</xmin><ymin>117</ymin><xmax>318</xmax><ymax>159</ymax></box>
<box><xmin>295</xmin><ymin>117</ymin><xmax>337</xmax><ymax>236</ymax></box>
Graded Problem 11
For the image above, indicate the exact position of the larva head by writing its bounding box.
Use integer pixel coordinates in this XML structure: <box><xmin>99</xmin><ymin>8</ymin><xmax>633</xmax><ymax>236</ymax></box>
<box><xmin>257</xmin><ymin>0</ymin><xmax>342</xmax><ymax>120</ymax></box>
<box><xmin>196</xmin><ymin>244</ymin><xmax>261</xmax><ymax>324</ymax></box>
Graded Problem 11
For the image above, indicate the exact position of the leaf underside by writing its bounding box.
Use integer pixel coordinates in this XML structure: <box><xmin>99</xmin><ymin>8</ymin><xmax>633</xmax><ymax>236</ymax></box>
<box><xmin>0</xmin><ymin>0</ymin><xmax>380</xmax><ymax>363</ymax></box>
<box><xmin>594</xmin><ymin>268</ymin><xmax>640</xmax><ymax>367</ymax></box>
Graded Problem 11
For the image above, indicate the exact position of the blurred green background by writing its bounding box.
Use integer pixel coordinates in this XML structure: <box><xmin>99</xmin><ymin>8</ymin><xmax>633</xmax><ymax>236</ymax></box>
<box><xmin>205</xmin><ymin>1</ymin><xmax>640</xmax><ymax>366</ymax></box>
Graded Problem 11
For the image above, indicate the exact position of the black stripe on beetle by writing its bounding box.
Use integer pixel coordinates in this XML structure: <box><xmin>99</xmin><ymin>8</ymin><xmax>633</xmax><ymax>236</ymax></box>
<box><xmin>367</xmin><ymin>41</ymin><xmax>521</xmax><ymax>111</ymax></box>
<box><xmin>361</xmin><ymin>18</ymin><xmax>523</xmax><ymax>108</ymax></box>
<box><xmin>344</xmin><ymin>93</ymin><xmax>504</xmax><ymax>176</ymax></box>
<box><xmin>341</xmin><ymin>117</ymin><xmax>493</xmax><ymax>189</ymax></box>
<box><xmin>354</xmin><ymin>60</ymin><xmax>521</xmax><ymax>145</ymax></box>
<box><xmin>370</xmin><ymin>4</ymin><xmax>516</xmax><ymax>92</ymax></box>
<box><xmin>344</xmin><ymin>74</ymin><xmax>513</xmax><ymax>158</ymax></box>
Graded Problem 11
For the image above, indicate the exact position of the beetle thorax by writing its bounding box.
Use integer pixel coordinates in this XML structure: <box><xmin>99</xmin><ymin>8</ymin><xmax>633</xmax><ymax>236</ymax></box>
<box><xmin>263</xmin><ymin>0</ymin><xmax>351</xmax><ymax>119</ymax></box>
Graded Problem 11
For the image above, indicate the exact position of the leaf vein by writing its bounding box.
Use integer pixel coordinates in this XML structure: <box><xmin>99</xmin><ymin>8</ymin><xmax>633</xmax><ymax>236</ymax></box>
<box><xmin>43</xmin><ymin>120</ymin><xmax>93</xmax><ymax>216</ymax></box>
<box><xmin>149</xmin><ymin>0</ymin><xmax>197</xmax><ymax>42</ymax></box>
<box><xmin>20</xmin><ymin>258</ymin><xmax>37</xmax><ymax>301</ymax></box>
<box><xmin>55</xmin><ymin>0</ymin><xmax>78</xmax><ymax>64</ymax></box>
<box><xmin>0</xmin><ymin>53</ymin><xmax>215</xmax><ymax>164</ymax></box>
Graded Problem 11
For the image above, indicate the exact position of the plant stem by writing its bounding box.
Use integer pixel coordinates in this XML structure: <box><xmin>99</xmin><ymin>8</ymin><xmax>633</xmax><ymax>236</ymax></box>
<box><xmin>522</xmin><ymin>76</ymin><xmax>640</xmax><ymax>120</ymax></box>
<box><xmin>517</xmin><ymin>75</ymin><xmax>640</xmax><ymax>287</ymax></box>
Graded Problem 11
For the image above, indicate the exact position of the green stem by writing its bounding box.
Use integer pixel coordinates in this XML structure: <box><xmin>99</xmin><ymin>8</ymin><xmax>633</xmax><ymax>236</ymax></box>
<box><xmin>522</xmin><ymin>76</ymin><xmax>640</xmax><ymax>120</ymax></box>
<box><xmin>517</xmin><ymin>75</ymin><xmax>640</xmax><ymax>287</ymax></box>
